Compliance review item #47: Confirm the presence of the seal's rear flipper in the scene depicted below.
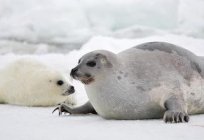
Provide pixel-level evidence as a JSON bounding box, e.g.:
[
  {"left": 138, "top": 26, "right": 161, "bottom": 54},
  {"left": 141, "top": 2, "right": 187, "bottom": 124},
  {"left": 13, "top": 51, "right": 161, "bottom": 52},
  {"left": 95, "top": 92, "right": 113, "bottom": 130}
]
[{"left": 163, "top": 96, "right": 189, "bottom": 123}]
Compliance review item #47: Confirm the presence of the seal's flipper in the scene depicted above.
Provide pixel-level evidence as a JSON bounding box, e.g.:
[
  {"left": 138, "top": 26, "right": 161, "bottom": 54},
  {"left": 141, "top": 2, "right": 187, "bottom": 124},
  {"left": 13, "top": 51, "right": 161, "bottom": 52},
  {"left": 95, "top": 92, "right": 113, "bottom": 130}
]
[
  {"left": 163, "top": 96, "right": 189, "bottom": 123},
  {"left": 53, "top": 101, "right": 97, "bottom": 115}
]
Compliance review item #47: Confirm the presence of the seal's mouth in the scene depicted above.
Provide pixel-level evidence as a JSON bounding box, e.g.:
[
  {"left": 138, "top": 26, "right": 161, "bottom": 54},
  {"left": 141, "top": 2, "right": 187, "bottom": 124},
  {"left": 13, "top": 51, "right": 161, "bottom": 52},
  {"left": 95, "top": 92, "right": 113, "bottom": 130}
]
[
  {"left": 80, "top": 77, "right": 95, "bottom": 85},
  {"left": 73, "top": 75, "right": 95, "bottom": 85},
  {"left": 71, "top": 72, "right": 95, "bottom": 85},
  {"left": 61, "top": 86, "right": 75, "bottom": 96},
  {"left": 70, "top": 67, "right": 94, "bottom": 85}
]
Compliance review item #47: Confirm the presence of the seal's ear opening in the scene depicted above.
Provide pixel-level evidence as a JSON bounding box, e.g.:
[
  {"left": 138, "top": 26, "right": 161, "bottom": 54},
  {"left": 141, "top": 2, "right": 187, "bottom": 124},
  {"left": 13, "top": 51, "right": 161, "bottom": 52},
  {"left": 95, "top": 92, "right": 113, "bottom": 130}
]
[{"left": 96, "top": 53, "right": 113, "bottom": 68}]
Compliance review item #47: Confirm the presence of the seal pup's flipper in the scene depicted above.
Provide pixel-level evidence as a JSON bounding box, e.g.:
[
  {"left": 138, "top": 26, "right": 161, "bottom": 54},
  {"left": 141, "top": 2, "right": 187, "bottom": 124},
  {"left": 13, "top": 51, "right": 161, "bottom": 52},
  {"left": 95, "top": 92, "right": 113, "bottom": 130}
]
[
  {"left": 163, "top": 96, "right": 189, "bottom": 123},
  {"left": 52, "top": 101, "right": 97, "bottom": 115}
]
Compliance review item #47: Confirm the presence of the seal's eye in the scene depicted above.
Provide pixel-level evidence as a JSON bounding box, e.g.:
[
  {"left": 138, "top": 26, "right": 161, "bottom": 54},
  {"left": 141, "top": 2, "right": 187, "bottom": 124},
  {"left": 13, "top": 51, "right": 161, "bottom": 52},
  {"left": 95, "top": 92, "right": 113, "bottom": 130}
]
[
  {"left": 78, "top": 59, "right": 81, "bottom": 64},
  {"left": 57, "top": 80, "right": 64, "bottom": 86},
  {"left": 86, "top": 61, "right": 96, "bottom": 67}
]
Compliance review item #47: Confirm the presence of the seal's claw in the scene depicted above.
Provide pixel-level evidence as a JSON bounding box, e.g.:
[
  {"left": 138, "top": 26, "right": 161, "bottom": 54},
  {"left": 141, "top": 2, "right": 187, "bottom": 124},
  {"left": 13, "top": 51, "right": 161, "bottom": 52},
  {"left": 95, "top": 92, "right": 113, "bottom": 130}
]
[
  {"left": 163, "top": 111, "right": 189, "bottom": 123},
  {"left": 52, "top": 103, "right": 73, "bottom": 116},
  {"left": 52, "top": 107, "right": 59, "bottom": 114}
]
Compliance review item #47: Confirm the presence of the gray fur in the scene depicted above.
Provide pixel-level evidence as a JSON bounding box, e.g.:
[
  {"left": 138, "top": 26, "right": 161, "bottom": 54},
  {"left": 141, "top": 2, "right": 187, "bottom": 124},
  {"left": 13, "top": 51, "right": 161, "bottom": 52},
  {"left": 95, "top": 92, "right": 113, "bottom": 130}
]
[
  {"left": 136, "top": 42, "right": 175, "bottom": 53},
  {"left": 56, "top": 42, "right": 204, "bottom": 123},
  {"left": 136, "top": 42, "right": 203, "bottom": 77}
]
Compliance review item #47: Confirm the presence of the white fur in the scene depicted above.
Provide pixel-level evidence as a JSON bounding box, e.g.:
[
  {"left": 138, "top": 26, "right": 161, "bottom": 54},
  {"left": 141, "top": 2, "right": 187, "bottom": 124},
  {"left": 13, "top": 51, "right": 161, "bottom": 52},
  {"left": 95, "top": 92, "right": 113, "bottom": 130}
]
[{"left": 0, "top": 58, "right": 76, "bottom": 107}]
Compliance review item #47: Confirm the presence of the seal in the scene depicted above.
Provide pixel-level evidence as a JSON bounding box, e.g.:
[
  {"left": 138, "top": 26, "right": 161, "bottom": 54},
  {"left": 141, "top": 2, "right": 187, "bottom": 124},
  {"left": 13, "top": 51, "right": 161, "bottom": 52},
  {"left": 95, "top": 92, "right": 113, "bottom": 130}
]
[
  {"left": 53, "top": 42, "right": 204, "bottom": 123},
  {"left": 0, "top": 58, "right": 76, "bottom": 106}
]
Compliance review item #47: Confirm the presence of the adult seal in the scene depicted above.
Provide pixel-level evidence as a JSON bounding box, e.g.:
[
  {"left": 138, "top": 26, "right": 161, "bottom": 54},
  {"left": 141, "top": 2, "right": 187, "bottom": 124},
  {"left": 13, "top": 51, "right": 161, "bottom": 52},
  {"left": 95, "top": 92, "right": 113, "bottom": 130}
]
[{"left": 53, "top": 42, "right": 204, "bottom": 123}]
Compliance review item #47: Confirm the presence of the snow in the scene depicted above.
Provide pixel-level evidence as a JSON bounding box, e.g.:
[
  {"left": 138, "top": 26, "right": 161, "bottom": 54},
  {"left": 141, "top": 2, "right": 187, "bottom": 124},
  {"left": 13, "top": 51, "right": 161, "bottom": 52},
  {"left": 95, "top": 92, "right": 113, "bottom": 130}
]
[
  {"left": 176, "top": 0, "right": 204, "bottom": 38},
  {"left": 0, "top": 0, "right": 204, "bottom": 53},
  {"left": 0, "top": 105, "right": 204, "bottom": 140},
  {"left": 1, "top": 34, "right": 204, "bottom": 140}
]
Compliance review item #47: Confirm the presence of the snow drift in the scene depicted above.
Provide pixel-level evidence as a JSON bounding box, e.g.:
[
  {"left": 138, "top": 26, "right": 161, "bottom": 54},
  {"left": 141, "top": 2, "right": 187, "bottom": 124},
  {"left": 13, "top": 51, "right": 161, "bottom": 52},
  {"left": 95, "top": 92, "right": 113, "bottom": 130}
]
[{"left": 0, "top": 0, "right": 204, "bottom": 53}]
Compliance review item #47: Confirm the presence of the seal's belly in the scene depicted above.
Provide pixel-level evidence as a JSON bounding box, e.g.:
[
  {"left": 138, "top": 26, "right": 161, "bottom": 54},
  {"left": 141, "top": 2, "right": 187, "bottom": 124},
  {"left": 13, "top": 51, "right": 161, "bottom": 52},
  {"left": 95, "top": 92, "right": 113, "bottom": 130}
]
[
  {"left": 92, "top": 99, "right": 164, "bottom": 120},
  {"left": 86, "top": 87, "right": 164, "bottom": 120}
]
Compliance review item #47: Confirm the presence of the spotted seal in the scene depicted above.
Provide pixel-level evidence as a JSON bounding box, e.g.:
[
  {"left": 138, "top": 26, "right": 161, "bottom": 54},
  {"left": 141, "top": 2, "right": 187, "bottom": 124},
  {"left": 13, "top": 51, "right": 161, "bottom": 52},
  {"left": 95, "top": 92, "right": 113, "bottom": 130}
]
[{"left": 54, "top": 42, "right": 204, "bottom": 123}]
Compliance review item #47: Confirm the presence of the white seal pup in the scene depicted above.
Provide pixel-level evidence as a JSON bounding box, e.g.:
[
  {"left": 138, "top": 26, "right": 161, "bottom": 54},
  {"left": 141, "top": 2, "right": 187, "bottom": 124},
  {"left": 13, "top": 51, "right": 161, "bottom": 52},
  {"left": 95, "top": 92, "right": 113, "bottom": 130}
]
[
  {"left": 54, "top": 42, "right": 204, "bottom": 123},
  {"left": 0, "top": 58, "right": 76, "bottom": 107}
]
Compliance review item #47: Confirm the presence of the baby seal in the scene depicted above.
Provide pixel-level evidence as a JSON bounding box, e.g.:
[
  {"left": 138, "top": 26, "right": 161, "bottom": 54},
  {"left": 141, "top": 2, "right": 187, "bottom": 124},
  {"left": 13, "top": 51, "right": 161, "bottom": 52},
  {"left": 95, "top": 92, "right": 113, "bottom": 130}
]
[
  {"left": 0, "top": 58, "right": 76, "bottom": 106},
  {"left": 54, "top": 42, "right": 204, "bottom": 123}
]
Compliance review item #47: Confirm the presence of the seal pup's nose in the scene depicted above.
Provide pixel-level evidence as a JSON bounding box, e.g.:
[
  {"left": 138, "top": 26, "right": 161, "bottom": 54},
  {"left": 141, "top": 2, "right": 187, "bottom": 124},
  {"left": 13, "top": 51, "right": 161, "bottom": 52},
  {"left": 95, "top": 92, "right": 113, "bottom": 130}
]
[{"left": 68, "top": 86, "right": 75, "bottom": 94}]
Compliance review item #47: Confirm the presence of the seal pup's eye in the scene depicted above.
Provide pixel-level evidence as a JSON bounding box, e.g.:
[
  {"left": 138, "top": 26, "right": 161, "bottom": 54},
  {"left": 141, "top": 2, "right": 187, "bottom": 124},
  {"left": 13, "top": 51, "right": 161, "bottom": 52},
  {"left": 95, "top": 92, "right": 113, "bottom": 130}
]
[
  {"left": 57, "top": 80, "right": 64, "bottom": 86},
  {"left": 86, "top": 61, "right": 96, "bottom": 67}
]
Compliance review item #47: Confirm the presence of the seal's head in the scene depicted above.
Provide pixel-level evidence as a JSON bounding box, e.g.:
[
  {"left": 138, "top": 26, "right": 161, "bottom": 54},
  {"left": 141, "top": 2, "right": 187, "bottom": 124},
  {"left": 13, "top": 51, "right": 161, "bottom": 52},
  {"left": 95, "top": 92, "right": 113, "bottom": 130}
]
[
  {"left": 34, "top": 69, "right": 75, "bottom": 96},
  {"left": 70, "top": 50, "right": 117, "bottom": 85}
]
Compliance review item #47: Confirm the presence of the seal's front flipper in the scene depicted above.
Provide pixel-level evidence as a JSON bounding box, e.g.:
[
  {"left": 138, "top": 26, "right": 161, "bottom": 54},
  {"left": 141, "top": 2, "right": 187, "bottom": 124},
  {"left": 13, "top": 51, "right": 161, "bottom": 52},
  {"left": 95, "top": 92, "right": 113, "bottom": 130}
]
[
  {"left": 163, "top": 96, "right": 189, "bottom": 123},
  {"left": 52, "top": 101, "right": 97, "bottom": 116}
]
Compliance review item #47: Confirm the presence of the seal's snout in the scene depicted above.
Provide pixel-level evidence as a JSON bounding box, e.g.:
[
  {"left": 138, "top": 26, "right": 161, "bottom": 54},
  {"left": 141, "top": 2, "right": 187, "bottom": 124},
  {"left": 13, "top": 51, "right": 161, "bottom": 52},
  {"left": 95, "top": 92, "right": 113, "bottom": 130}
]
[
  {"left": 62, "top": 85, "right": 75, "bottom": 96},
  {"left": 70, "top": 67, "right": 78, "bottom": 78},
  {"left": 68, "top": 86, "right": 75, "bottom": 94}
]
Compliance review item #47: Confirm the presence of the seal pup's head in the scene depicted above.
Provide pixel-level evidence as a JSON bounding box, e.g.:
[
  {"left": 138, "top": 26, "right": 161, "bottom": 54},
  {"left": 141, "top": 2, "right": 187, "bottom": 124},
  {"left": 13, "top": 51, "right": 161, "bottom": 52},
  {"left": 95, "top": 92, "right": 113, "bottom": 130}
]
[
  {"left": 70, "top": 50, "right": 117, "bottom": 85},
  {"left": 28, "top": 68, "right": 75, "bottom": 97}
]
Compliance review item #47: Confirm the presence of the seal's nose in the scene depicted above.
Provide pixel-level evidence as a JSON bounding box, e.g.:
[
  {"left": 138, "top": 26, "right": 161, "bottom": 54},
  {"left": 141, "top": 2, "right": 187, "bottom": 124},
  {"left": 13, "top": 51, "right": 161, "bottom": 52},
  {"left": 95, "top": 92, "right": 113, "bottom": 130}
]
[
  {"left": 68, "top": 86, "right": 75, "bottom": 94},
  {"left": 70, "top": 67, "right": 78, "bottom": 77}
]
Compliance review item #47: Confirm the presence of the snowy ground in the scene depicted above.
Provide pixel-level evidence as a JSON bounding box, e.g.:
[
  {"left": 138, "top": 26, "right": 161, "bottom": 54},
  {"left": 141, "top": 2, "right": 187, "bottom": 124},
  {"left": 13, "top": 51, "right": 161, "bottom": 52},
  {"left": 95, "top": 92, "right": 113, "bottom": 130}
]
[
  {"left": 1, "top": 35, "right": 204, "bottom": 140},
  {"left": 0, "top": 105, "right": 204, "bottom": 140}
]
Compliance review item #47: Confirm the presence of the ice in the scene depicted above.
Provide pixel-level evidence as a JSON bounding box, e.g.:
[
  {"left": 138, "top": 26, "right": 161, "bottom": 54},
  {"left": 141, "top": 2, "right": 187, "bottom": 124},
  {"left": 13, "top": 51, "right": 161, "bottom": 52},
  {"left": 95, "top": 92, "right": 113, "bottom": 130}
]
[
  {"left": 0, "top": 0, "right": 92, "bottom": 51},
  {"left": 0, "top": 0, "right": 204, "bottom": 54},
  {"left": 176, "top": 0, "right": 204, "bottom": 38},
  {"left": 81, "top": 0, "right": 178, "bottom": 30},
  {"left": 0, "top": 105, "right": 204, "bottom": 140}
]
